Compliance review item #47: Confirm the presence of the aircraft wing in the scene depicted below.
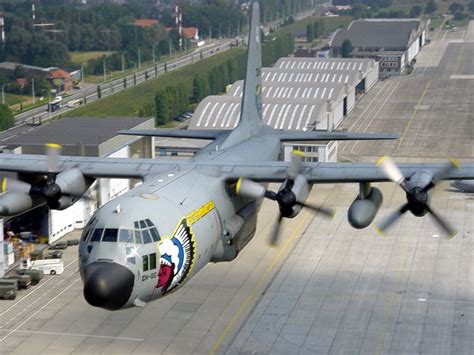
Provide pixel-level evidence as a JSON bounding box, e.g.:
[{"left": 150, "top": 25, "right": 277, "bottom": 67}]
[
  {"left": 217, "top": 161, "right": 474, "bottom": 183},
  {"left": 1, "top": 153, "right": 473, "bottom": 184}
]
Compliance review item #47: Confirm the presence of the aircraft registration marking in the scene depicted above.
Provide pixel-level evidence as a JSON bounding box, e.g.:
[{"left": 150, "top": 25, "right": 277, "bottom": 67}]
[{"left": 186, "top": 201, "right": 215, "bottom": 225}]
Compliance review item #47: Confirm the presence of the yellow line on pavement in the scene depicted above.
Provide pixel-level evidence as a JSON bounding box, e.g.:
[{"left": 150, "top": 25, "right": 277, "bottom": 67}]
[
  {"left": 396, "top": 80, "right": 432, "bottom": 151},
  {"left": 210, "top": 212, "right": 312, "bottom": 354}
]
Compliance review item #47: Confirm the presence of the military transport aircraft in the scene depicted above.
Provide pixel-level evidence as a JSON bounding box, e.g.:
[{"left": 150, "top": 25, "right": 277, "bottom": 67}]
[{"left": 0, "top": 2, "right": 473, "bottom": 311}]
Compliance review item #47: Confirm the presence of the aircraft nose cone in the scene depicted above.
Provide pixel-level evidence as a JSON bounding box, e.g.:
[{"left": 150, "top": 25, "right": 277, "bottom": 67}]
[{"left": 82, "top": 262, "right": 134, "bottom": 310}]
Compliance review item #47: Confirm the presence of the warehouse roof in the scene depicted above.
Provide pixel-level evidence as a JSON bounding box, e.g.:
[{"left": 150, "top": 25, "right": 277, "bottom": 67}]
[
  {"left": 3, "top": 116, "right": 149, "bottom": 147},
  {"left": 229, "top": 80, "right": 347, "bottom": 101},
  {"left": 262, "top": 68, "right": 360, "bottom": 86},
  {"left": 274, "top": 57, "right": 374, "bottom": 73},
  {"left": 331, "top": 19, "right": 422, "bottom": 49},
  {"left": 190, "top": 96, "right": 328, "bottom": 131}
]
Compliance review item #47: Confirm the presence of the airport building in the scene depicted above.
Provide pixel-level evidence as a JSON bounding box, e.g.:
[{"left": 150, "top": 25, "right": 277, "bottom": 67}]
[
  {"left": 0, "top": 117, "right": 154, "bottom": 275},
  {"left": 330, "top": 18, "right": 427, "bottom": 76},
  {"left": 187, "top": 57, "right": 379, "bottom": 162}
]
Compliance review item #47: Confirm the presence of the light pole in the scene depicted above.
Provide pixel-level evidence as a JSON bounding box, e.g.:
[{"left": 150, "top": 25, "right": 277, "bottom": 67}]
[
  {"left": 152, "top": 44, "right": 156, "bottom": 63},
  {"left": 32, "top": 77, "right": 35, "bottom": 105},
  {"left": 103, "top": 58, "right": 106, "bottom": 82},
  {"left": 138, "top": 47, "right": 141, "bottom": 69},
  {"left": 1, "top": 84, "right": 6, "bottom": 105}
]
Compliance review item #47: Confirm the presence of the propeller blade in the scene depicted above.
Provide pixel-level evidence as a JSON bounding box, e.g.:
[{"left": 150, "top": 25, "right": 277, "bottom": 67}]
[
  {"left": 236, "top": 178, "right": 266, "bottom": 199},
  {"left": 426, "top": 205, "right": 457, "bottom": 239},
  {"left": 1, "top": 177, "right": 32, "bottom": 194},
  {"left": 376, "top": 156, "right": 410, "bottom": 192},
  {"left": 46, "top": 143, "right": 62, "bottom": 174},
  {"left": 422, "top": 159, "right": 460, "bottom": 193},
  {"left": 268, "top": 213, "right": 283, "bottom": 246},
  {"left": 296, "top": 201, "right": 334, "bottom": 218},
  {"left": 375, "top": 203, "right": 410, "bottom": 235},
  {"left": 287, "top": 150, "right": 304, "bottom": 180}
]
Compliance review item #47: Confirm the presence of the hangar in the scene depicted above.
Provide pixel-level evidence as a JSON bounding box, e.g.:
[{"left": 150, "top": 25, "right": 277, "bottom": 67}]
[
  {"left": 330, "top": 18, "right": 427, "bottom": 76},
  {"left": 0, "top": 117, "right": 154, "bottom": 246},
  {"left": 189, "top": 57, "right": 379, "bottom": 163}
]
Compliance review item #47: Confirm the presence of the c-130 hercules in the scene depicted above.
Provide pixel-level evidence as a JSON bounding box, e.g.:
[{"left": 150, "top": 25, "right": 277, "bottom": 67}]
[{"left": 0, "top": 2, "right": 473, "bottom": 311}]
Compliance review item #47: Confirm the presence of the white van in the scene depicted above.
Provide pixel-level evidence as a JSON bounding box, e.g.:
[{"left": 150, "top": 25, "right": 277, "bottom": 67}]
[{"left": 30, "top": 259, "right": 64, "bottom": 275}]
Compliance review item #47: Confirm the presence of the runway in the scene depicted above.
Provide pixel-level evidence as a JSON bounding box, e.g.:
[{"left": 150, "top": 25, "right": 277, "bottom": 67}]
[{"left": 0, "top": 22, "right": 473, "bottom": 355}]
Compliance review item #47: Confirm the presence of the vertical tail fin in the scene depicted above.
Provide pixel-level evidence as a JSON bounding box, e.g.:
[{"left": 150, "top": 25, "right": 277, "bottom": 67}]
[{"left": 221, "top": 1, "right": 263, "bottom": 149}]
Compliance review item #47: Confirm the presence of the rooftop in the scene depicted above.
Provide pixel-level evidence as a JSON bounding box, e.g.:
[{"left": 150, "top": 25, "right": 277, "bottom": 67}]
[
  {"left": 3, "top": 116, "right": 149, "bottom": 147},
  {"left": 134, "top": 19, "right": 159, "bottom": 28},
  {"left": 331, "top": 18, "right": 422, "bottom": 49}
]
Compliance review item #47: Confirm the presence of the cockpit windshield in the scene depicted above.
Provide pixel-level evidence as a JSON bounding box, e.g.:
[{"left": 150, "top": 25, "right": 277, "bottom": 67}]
[{"left": 84, "top": 219, "right": 161, "bottom": 244}]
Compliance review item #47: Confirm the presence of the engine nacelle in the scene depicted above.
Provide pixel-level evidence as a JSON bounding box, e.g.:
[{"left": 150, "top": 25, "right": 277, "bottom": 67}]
[
  {"left": 348, "top": 186, "right": 383, "bottom": 229},
  {"left": 0, "top": 191, "right": 33, "bottom": 216},
  {"left": 281, "top": 174, "right": 309, "bottom": 218},
  {"left": 53, "top": 168, "right": 91, "bottom": 210}
]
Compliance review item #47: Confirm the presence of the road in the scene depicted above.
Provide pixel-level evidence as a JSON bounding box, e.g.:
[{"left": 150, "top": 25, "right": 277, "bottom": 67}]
[{"left": 13, "top": 40, "right": 232, "bottom": 126}]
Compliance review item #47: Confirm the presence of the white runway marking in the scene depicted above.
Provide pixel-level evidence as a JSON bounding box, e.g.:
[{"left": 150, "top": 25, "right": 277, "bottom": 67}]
[
  {"left": 0, "top": 329, "right": 144, "bottom": 342},
  {"left": 0, "top": 257, "right": 78, "bottom": 317},
  {"left": 0, "top": 278, "right": 80, "bottom": 343}
]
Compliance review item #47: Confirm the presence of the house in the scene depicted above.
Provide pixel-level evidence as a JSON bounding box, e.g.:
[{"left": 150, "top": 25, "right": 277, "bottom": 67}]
[
  {"left": 48, "top": 69, "right": 72, "bottom": 93},
  {"left": 135, "top": 19, "right": 159, "bottom": 28},
  {"left": 182, "top": 27, "right": 199, "bottom": 41}
]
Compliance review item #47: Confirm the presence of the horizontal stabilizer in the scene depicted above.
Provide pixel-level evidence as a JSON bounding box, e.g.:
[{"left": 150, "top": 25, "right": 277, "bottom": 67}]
[
  {"left": 277, "top": 131, "right": 399, "bottom": 142},
  {"left": 118, "top": 129, "right": 224, "bottom": 140}
]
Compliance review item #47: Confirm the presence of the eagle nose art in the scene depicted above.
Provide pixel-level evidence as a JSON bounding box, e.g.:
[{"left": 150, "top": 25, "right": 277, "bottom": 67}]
[{"left": 83, "top": 262, "right": 134, "bottom": 310}]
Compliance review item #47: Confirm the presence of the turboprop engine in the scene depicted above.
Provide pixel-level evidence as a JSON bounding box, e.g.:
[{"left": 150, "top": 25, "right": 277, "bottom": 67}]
[
  {"left": 236, "top": 151, "right": 334, "bottom": 245},
  {"left": 0, "top": 191, "right": 33, "bottom": 216},
  {"left": 347, "top": 183, "right": 383, "bottom": 229},
  {"left": 45, "top": 168, "right": 90, "bottom": 209}
]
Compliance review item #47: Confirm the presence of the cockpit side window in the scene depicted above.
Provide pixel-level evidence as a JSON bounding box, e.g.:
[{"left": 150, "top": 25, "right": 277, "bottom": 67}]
[
  {"left": 142, "top": 229, "right": 153, "bottom": 244},
  {"left": 90, "top": 228, "right": 104, "bottom": 242},
  {"left": 150, "top": 228, "right": 160, "bottom": 242},
  {"left": 81, "top": 218, "right": 97, "bottom": 242},
  {"left": 103, "top": 229, "right": 118, "bottom": 242},
  {"left": 134, "top": 230, "right": 143, "bottom": 244},
  {"left": 119, "top": 229, "right": 134, "bottom": 243}
]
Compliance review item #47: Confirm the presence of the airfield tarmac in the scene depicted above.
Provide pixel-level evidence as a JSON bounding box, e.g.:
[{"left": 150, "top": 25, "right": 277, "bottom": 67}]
[{"left": 0, "top": 23, "right": 473, "bottom": 355}]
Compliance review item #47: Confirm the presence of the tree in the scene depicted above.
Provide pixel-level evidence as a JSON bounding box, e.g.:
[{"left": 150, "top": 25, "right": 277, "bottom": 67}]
[
  {"left": 469, "top": 1, "right": 474, "bottom": 13},
  {"left": 424, "top": 0, "right": 437, "bottom": 14},
  {"left": 0, "top": 104, "right": 14, "bottom": 132},
  {"left": 341, "top": 39, "right": 353, "bottom": 58},
  {"left": 449, "top": 2, "right": 464, "bottom": 14},
  {"left": 192, "top": 75, "right": 208, "bottom": 103},
  {"left": 410, "top": 5, "right": 422, "bottom": 18},
  {"left": 454, "top": 11, "right": 465, "bottom": 20},
  {"left": 154, "top": 90, "right": 169, "bottom": 126},
  {"left": 313, "top": 21, "right": 320, "bottom": 38},
  {"left": 306, "top": 23, "right": 314, "bottom": 43}
]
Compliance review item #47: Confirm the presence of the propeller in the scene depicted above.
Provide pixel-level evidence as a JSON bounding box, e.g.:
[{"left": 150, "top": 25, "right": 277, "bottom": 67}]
[
  {"left": 375, "top": 156, "right": 458, "bottom": 238},
  {"left": 237, "top": 151, "right": 334, "bottom": 246},
  {"left": 1, "top": 144, "right": 89, "bottom": 206}
]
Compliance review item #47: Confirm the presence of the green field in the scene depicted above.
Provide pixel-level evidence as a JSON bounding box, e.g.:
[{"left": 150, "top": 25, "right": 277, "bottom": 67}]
[
  {"left": 64, "top": 48, "right": 246, "bottom": 117},
  {"left": 2, "top": 93, "right": 27, "bottom": 106},
  {"left": 70, "top": 51, "right": 112, "bottom": 66}
]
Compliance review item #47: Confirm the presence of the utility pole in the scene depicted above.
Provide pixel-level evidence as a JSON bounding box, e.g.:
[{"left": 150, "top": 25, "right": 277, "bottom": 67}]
[
  {"left": 169, "top": 39, "right": 172, "bottom": 56},
  {"left": 32, "top": 77, "right": 35, "bottom": 105},
  {"left": 103, "top": 58, "right": 106, "bottom": 82},
  {"left": 138, "top": 47, "right": 141, "bottom": 69},
  {"left": 121, "top": 53, "right": 125, "bottom": 73},
  {"left": 152, "top": 44, "right": 156, "bottom": 63}
]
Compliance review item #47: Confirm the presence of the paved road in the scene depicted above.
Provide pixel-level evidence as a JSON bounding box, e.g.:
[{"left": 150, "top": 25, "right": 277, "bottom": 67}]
[{"left": 13, "top": 40, "right": 232, "bottom": 126}]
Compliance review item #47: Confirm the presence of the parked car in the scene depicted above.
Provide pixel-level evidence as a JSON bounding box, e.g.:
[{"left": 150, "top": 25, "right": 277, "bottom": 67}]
[
  {"left": 49, "top": 241, "right": 68, "bottom": 250},
  {"left": 67, "top": 239, "right": 80, "bottom": 246},
  {"left": 46, "top": 250, "right": 63, "bottom": 259}
]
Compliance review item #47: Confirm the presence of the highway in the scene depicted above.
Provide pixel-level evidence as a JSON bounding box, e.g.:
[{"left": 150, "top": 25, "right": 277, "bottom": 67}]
[{"left": 13, "top": 40, "right": 233, "bottom": 126}]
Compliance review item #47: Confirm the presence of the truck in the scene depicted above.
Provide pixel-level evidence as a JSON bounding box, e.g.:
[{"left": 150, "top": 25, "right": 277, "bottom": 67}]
[
  {"left": 17, "top": 269, "right": 44, "bottom": 285},
  {"left": 0, "top": 285, "right": 16, "bottom": 300},
  {"left": 6, "top": 274, "right": 32, "bottom": 289},
  {"left": 30, "top": 259, "right": 64, "bottom": 275}
]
